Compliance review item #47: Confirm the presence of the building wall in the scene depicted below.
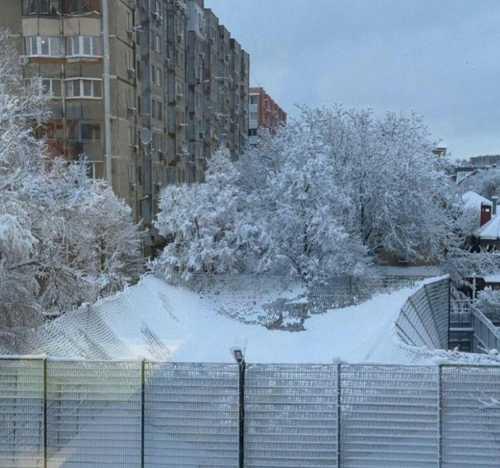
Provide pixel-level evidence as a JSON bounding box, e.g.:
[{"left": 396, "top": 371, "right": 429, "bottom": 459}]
[
  {"left": 2, "top": 0, "right": 249, "bottom": 232},
  {"left": 249, "top": 87, "right": 287, "bottom": 144}
]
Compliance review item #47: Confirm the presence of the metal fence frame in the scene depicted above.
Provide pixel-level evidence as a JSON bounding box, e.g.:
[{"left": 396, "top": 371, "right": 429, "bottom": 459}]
[
  {"left": 396, "top": 278, "right": 450, "bottom": 350},
  {"left": 2, "top": 357, "right": 500, "bottom": 468}
]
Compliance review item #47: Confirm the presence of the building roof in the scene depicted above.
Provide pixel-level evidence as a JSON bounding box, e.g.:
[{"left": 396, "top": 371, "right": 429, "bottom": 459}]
[
  {"left": 476, "top": 215, "right": 500, "bottom": 240},
  {"left": 483, "top": 273, "right": 500, "bottom": 283},
  {"left": 462, "top": 191, "right": 492, "bottom": 211}
]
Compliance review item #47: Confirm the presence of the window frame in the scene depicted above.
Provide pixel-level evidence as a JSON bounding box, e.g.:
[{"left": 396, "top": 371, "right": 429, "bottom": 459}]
[
  {"left": 25, "top": 77, "right": 63, "bottom": 98},
  {"left": 23, "top": 0, "right": 62, "bottom": 16},
  {"left": 66, "top": 35, "right": 102, "bottom": 58},
  {"left": 64, "top": 78, "right": 103, "bottom": 99},
  {"left": 25, "top": 36, "right": 65, "bottom": 57}
]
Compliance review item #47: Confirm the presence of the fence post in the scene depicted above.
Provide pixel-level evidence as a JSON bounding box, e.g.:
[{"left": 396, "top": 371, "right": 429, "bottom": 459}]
[
  {"left": 337, "top": 363, "right": 342, "bottom": 468},
  {"left": 43, "top": 358, "right": 47, "bottom": 468},
  {"left": 448, "top": 278, "right": 452, "bottom": 349},
  {"left": 141, "top": 359, "right": 145, "bottom": 468},
  {"left": 238, "top": 360, "right": 246, "bottom": 468},
  {"left": 438, "top": 364, "right": 443, "bottom": 468}
]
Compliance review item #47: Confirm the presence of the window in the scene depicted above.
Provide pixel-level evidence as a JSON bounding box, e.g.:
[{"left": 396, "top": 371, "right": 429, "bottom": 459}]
[
  {"left": 250, "top": 95, "right": 258, "bottom": 105},
  {"left": 81, "top": 123, "right": 101, "bottom": 141},
  {"left": 25, "top": 78, "right": 62, "bottom": 98},
  {"left": 151, "top": 65, "right": 161, "bottom": 86},
  {"left": 65, "top": 0, "right": 100, "bottom": 14},
  {"left": 154, "top": 34, "right": 161, "bottom": 53},
  {"left": 129, "top": 126, "right": 136, "bottom": 145},
  {"left": 152, "top": 100, "right": 163, "bottom": 120},
  {"left": 152, "top": 132, "right": 162, "bottom": 151},
  {"left": 137, "top": 165, "right": 143, "bottom": 186},
  {"left": 65, "top": 79, "right": 102, "bottom": 98},
  {"left": 25, "top": 36, "right": 64, "bottom": 57},
  {"left": 23, "top": 0, "right": 61, "bottom": 15},
  {"left": 67, "top": 36, "right": 102, "bottom": 57}
]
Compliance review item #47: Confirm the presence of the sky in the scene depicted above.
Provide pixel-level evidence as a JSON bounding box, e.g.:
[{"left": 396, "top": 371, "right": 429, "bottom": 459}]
[{"left": 205, "top": 0, "right": 500, "bottom": 160}]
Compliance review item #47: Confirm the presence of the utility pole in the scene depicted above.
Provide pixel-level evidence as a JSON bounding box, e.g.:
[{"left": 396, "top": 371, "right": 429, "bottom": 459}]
[{"left": 102, "top": 0, "right": 113, "bottom": 186}]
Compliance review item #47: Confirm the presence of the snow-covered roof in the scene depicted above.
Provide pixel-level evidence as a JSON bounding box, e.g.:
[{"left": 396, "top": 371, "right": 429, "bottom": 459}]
[
  {"left": 476, "top": 215, "right": 500, "bottom": 240},
  {"left": 483, "top": 273, "right": 500, "bottom": 283},
  {"left": 462, "top": 191, "right": 492, "bottom": 210},
  {"left": 369, "top": 265, "right": 442, "bottom": 278}
]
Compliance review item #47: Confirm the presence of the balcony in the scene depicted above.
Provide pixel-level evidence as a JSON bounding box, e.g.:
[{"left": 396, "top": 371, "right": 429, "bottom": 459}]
[{"left": 22, "top": 0, "right": 101, "bottom": 16}]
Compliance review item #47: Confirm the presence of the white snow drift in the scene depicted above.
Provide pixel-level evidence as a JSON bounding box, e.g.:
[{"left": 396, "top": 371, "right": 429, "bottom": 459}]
[{"left": 30, "top": 275, "right": 441, "bottom": 364}]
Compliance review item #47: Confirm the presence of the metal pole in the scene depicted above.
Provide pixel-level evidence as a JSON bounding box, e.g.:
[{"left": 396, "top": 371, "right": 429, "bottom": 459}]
[
  {"left": 141, "top": 359, "right": 145, "bottom": 468},
  {"left": 448, "top": 278, "right": 452, "bottom": 349},
  {"left": 102, "top": 0, "right": 113, "bottom": 186},
  {"left": 438, "top": 364, "right": 443, "bottom": 468},
  {"left": 337, "top": 363, "right": 342, "bottom": 468},
  {"left": 43, "top": 358, "right": 47, "bottom": 468},
  {"left": 238, "top": 360, "right": 246, "bottom": 468}
]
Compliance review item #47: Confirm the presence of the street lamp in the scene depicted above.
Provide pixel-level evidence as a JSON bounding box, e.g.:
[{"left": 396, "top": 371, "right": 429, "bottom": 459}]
[{"left": 231, "top": 347, "right": 244, "bottom": 364}]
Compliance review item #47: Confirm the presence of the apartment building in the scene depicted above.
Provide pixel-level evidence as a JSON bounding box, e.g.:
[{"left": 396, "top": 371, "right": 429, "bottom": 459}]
[
  {"left": 249, "top": 87, "right": 287, "bottom": 144},
  {"left": 186, "top": 1, "right": 249, "bottom": 180},
  {"left": 2, "top": 0, "right": 250, "bottom": 230}
]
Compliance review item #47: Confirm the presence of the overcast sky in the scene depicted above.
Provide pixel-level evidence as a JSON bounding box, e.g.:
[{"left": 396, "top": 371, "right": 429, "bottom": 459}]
[{"left": 205, "top": 0, "right": 500, "bottom": 159}]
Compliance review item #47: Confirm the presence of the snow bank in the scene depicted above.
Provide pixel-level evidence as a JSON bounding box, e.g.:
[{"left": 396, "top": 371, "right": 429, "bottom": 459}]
[{"left": 29, "top": 275, "right": 438, "bottom": 364}]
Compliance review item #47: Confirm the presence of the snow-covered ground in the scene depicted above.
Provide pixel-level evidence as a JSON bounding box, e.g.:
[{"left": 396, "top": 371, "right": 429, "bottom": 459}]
[{"left": 30, "top": 275, "right": 442, "bottom": 364}]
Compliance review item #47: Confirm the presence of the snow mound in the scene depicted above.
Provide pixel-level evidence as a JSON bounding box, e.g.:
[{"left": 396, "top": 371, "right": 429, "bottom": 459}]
[{"left": 28, "top": 275, "right": 441, "bottom": 364}]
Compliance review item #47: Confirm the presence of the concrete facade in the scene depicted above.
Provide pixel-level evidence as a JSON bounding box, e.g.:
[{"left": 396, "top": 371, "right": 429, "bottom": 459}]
[
  {"left": 2, "top": 0, "right": 249, "bottom": 231},
  {"left": 248, "top": 86, "right": 286, "bottom": 145}
]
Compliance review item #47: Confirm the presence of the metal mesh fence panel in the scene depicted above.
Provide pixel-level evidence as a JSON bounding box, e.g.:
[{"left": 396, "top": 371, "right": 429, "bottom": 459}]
[
  {"left": 244, "top": 364, "right": 338, "bottom": 468},
  {"left": 396, "top": 279, "right": 449, "bottom": 350},
  {"left": 442, "top": 366, "right": 500, "bottom": 467},
  {"left": 424, "top": 280, "right": 450, "bottom": 348},
  {"left": 340, "top": 365, "right": 439, "bottom": 468},
  {"left": 144, "top": 362, "right": 239, "bottom": 467},
  {"left": 46, "top": 361, "right": 141, "bottom": 467},
  {"left": 472, "top": 309, "right": 500, "bottom": 353},
  {"left": 0, "top": 359, "right": 44, "bottom": 468}
]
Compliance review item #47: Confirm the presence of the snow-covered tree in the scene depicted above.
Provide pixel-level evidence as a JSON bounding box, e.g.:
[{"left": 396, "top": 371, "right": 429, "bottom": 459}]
[
  {"left": 239, "top": 120, "right": 367, "bottom": 284},
  {"left": 153, "top": 148, "right": 263, "bottom": 281},
  {"left": 459, "top": 168, "right": 500, "bottom": 200},
  {"left": 155, "top": 105, "right": 454, "bottom": 285},
  {"left": 0, "top": 30, "right": 144, "bottom": 338},
  {"left": 155, "top": 123, "right": 368, "bottom": 285},
  {"left": 301, "top": 106, "right": 453, "bottom": 263}
]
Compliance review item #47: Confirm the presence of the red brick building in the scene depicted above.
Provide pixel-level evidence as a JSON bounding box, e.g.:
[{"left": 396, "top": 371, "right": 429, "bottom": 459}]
[{"left": 248, "top": 87, "right": 287, "bottom": 142}]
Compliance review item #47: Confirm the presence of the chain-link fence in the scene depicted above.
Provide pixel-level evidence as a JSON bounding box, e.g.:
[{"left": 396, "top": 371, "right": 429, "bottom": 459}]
[{"left": 2, "top": 358, "right": 500, "bottom": 468}]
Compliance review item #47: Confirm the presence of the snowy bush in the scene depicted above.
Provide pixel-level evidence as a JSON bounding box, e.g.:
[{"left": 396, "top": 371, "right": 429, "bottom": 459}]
[{"left": 0, "top": 30, "right": 144, "bottom": 333}]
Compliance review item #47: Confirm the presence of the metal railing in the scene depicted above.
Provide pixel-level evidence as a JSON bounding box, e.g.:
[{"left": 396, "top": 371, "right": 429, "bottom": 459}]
[
  {"left": 2, "top": 358, "right": 500, "bottom": 468},
  {"left": 473, "top": 308, "right": 500, "bottom": 353}
]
